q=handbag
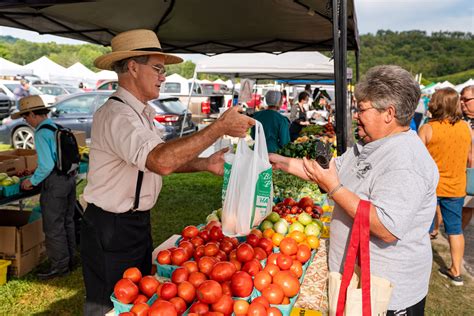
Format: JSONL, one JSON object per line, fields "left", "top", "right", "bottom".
{"left": 328, "top": 200, "right": 393, "bottom": 316}
{"left": 466, "top": 168, "right": 474, "bottom": 196}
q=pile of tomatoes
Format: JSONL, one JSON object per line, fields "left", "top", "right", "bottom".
{"left": 116, "top": 221, "right": 315, "bottom": 316}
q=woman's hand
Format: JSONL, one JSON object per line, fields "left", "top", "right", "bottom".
{"left": 302, "top": 157, "right": 340, "bottom": 192}
{"left": 269, "top": 153, "right": 288, "bottom": 171}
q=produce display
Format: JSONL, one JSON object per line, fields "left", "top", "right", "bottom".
{"left": 276, "top": 138, "right": 333, "bottom": 160}
{"left": 113, "top": 216, "right": 321, "bottom": 316}
{"left": 273, "top": 170, "right": 324, "bottom": 204}
{"left": 0, "top": 173, "right": 20, "bottom": 186}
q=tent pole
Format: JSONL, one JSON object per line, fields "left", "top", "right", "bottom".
{"left": 180, "top": 70, "right": 196, "bottom": 137}
{"left": 355, "top": 49, "right": 360, "bottom": 82}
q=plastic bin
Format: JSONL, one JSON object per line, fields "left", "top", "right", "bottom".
{"left": 2, "top": 183, "right": 20, "bottom": 197}
{"left": 110, "top": 292, "right": 157, "bottom": 314}
{"left": 154, "top": 259, "right": 180, "bottom": 278}
{"left": 79, "top": 162, "right": 89, "bottom": 174}
{"left": 0, "top": 260, "right": 11, "bottom": 285}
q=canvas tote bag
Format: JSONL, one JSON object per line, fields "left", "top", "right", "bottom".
{"left": 221, "top": 121, "right": 273, "bottom": 236}
{"left": 328, "top": 200, "right": 393, "bottom": 316}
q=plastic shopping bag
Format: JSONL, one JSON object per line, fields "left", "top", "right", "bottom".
{"left": 221, "top": 121, "right": 273, "bottom": 236}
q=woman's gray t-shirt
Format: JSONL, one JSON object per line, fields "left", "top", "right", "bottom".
{"left": 330, "top": 130, "right": 439, "bottom": 310}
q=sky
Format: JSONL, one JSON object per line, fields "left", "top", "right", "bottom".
{"left": 0, "top": 0, "right": 472, "bottom": 64}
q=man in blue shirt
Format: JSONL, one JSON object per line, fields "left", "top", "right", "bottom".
{"left": 13, "top": 96, "right": 76, "bottom": 280}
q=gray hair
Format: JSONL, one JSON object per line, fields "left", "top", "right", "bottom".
{"left": 355, "top": 65, "right": 421, "bottom": 126}
{"left": 461, "top": 85, "right": 474, "bottom": 95}
{"left": 112, "top": 56, "right": 150, "bottom": 74}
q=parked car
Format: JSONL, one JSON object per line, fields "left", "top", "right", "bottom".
{"left": 0, "top": 93, "right": 16, "bottom": 120}
{"left": 34, "top": 84, "right": 82, "bottom": 97}
{"left": 0, "top": 79, "right": 56, "bottom": 106}
{"left": 0, "top": 91, "right": 177, "bottom": 149}
{"left": 148, "top": 97, "right": 198, "bottom": 136}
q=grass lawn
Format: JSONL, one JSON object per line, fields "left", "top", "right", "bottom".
{"left": 0, "top": 172, "right": 473, "bottom": 315}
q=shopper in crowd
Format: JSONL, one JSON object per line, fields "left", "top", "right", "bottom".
{"left": 13, "top": 79, "right": 30, "bottom": 101}
{"left": 289, "top": 91, "right": 310, "bottom": 141}
{"left": 418, "top": 87, "right": 470, "bottom": 286}
{"left": 461, "top": 85, "right": 474, "bottom": 230}
{"left": 14, "top": 96, "right": 77, "bottom": 280}
{"left": 251, "top": 90, "right": 290, "bottom": 153}
{"left": 270, "top": 65, "right": 439, "bottom": 314}
{"left": 81, "top": 29, "right": 254, "bottom": 315}
{"left": 281, "top": 89, "right": 288, "bottom": 112}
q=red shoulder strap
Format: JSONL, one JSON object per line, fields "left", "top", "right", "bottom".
{"left": 336, "top": 200, "right": 372, "bottom": 316}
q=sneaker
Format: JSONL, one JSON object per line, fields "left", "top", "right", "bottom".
{"left": 438, "top": 267, "right": 464, "bottom": 286}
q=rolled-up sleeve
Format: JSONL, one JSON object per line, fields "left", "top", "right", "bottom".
{"left": 106, "top": 108, "right": 163, "bottom": 171}
{"left": 370, "top": 169, "right": 426, "bottom": 240}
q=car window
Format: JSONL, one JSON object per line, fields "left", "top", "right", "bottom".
{"left": 63, "top": 86, "right": 81, "bottom": 94}
{"left": 154, "top": 99, "right": 186, "bottom": 113}
{"left": 97, "top": 81, "right": 118, "bottom": 90}
{"left": 163, "top": 82, "right": 181, "bottom": 94}
{"left": 188, "top": 82, "right": 202, "bottom": 95}
{"left": 94, "top": 94, "right": 112, "bottom": 110}
{"left": 0, "top": 87, "right": 7, "bottom": 95}
{"left": 3, "top": 83, "right": 43, "bottom": 95}
{"left": 36, "top": 86, "right": 65, "bottom": 96}
{"left": 55, "top": 95, "right": 96, "bottom": 114}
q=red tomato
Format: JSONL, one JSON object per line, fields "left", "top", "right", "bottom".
{"left": 242, "top": 258, "right": 263, "bottom": 276}
{"left": 170, "top": 297, "right": 187, "bottom": 316}
{"left": 190, "top": 302, "right": 210, "bottom": 315}
{"left": 197, "top": 280, "right": 223, "bottom": 304}
{"left": 119, "top": 312, "right": 135, "bottom": 316}
{"left": 215, "top": 250, "right": 227, "bottom": 262}
{"left": 199, "top": 230, "right": 210, "bottom": 242}
{"left": 182, "top": 225, "right": 200, "bottom": 239}
{"left": 204, "top": 242, "right": 219, "bottom": 257}
{"left": 179, "top": 240, "right": 195, "bottom": 258}
{"left": 123, "top": 267, "right": 142, "bottom": 284}
{"left": 219, "top": 240, "right": 234, "bottom": 254}
{"left": 262, "top": 284, "right": 284, "bottom": 305}
{"left": 172, "top": 267, "right": 189, "bottom": 284}
{"left": 296, "top": 244, "right": 311, "bottom": 263}
{"left": 289, "top": 260, "right": 303, "bottom": 278}
{"left": 149, "top": 300, "right": 178, "bottom": 316}
{"left": 268, "top": 307, "right": 283, "bottom": 316}
{"left": 159, "top": 282, "right": 178, "bottom": 300}
{"left": 183, "top": 261, "right": 199, "bottom": 274}
{"left": 206, "top": 220, "right": 221, "bottom": 231}
{"left": 221, "top": 281, "right": 232, "bottom": 296}
{"left": 188, "top": 271, "right": 207, "bottom": 288}
{"left": 204, "top": 312, "right": 224, "bottom": 316}
{"left": 267, "top": 253, "right": 279, "bottom": 265}
{"left": 230, "top": 271, "right": 254, "bottom": 297}
{"left": 253, "top": 247, "right": 268, "bottom": 260}
{"left": 229, "top": 249, "right": 237, "bottom": 261}
{"left": 114, "top": 278, "right": 139, "bottom": 304}
{"left": 211, "top": 294, "right": 234, "bottom": 315}
{"left": 236, "top": 243, "right": 255, "bottom": 263}
{"left": 273, "top": 271, "right": 300, "bottom": 298}
{"left": 276, "top": 254, "right": 293, "bottom": 271}
{"left": 133, "top": 294, "right": 148, "bottom": 304}
{"left": 298, "top": 196, "right": 314, "bottom": 208}
{"left": 229, "top": 237, "right": 239, "bottom": 247}
{"left": 178, "top": 280, "right": 196, "bottom": 303}
{"left": 171, "top": 248, "right": 188, "bottom": 266}
{"left": 248, "top": 302, "right": 267, "bottom": 316}
{"left": 198, "top": 256, "right": 218, "bottom": 275}
{"left": 191, "top": 236, "right": 205, "bottom": 248}
{"left": 210, "top": 261, "right": 237, "bottom": 283}
{"left": 139, "top": 276, "right": 160, "bottom": 298}
{"left": 258, "top": 238, "right": 274, "bottom": 255}
{"left": 233, "top": 300, "right": 249, "bottom": 315}
{"left": 157, "top": 250, "right": 172, "bottom": 265}
{"left": 281, "top": 296, "right": 290, "bottom": 305}
{"left": 194, "top": 245, "right": 205, "bottom": 261}
{"left": 209, "top": 226, "right": 224, "bottom": 241}
{"left": 131, "top": 302, "right": 150, "bottom": 316}
{"left": 229, "top": 258, "right": 242, "bottom": 271}
{"left": 252, "top": 296, "right": 270, "bottom": 310}
{"left": 246, "top": 234, "right": 260, "bottom": 247}
{"left": 254, "top": 271, "right": 272, "bottom": 292}
{"left": 263, "top": 263, "right": 280, "bottom": 277}
{"left": 279, "top": 238, "right": 298, "bottom": 256}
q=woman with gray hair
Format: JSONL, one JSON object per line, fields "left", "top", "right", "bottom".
{"left": 269, "top": 65, "right": 439, "bottom": 314}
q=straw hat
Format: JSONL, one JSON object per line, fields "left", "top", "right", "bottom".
{"left": 11, "top": 96, "right": 51, "bottom": 119}
{"left": 94, "top": 29, "right": 183, "bottom": 70}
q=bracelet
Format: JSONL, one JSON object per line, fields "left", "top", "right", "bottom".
{"left": 328, "top": 183, "right": 343, "bottom": 199}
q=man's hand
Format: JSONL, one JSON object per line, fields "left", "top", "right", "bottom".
{"left": 206, "top": 147, "right": 229, "bottom": 176}
{"left": 21, "top": 179, "right": 33, "bottom": 190}
{"left": 269, "top": 153, "right": 289, "bottom": 171}
{"left": 216, "top": 107, "right": 255, "bottom": 138}
{"left": 302, "top": 157, "right": 340, "bottom": 192}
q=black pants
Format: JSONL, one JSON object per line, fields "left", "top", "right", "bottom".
{"left": 40, "top": 171, "right": 76, "bottom": 271}
{"left": 81, "top": 204, "right": 152, "bottom": 316}
{"left": 387, "top": 297, "right": 426, "bottom": 316}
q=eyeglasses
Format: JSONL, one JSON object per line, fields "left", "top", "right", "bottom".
{"left": 149, "top": 64, "right": 166, "bottom": 76}
{"left": 461, "top": 97, "right": 474, "bottom": 103}
{"left": 354, "top": 106, "right": 377, "bottom": 114}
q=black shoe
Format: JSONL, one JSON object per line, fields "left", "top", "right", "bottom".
{"left": 438, "top": 267, "right": 464, "bottom": 286}
{"left": 37, "top": 268, "right": 70, "bottom": 280}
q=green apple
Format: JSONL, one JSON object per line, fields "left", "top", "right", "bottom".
{"left": 216, "top": 208, "right": 222, "bottom": 220}
{"left": 206, "top": 213, "right": 219, "bottom": 223}
{"left": 304, "top": 223, "right": 320, "bottom": 236}
{"left": 313, "top": 219, "right": 324, "bottom": 231}
{"left": 298, "top": 212, "right": 313, "bottom": 226}
{"left": 260, "top": 220, "right": 274, "bottom": 231}
{"left": 288, "top": 222, "right": 305, "bottom": 233}
{"left": 267, "top": 211, "right": 280, "bottom": 223}
{"left": 274, "top": 219, "right": 289, "bottom": 235}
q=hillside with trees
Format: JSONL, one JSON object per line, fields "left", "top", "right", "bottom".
{"left": 1, "top": 30, "right": 473, "bottom": 84}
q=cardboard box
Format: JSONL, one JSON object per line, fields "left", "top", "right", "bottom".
{"left": 0, "top": 211, "right": 46, "bottom": 277}
{"left": 0, "top": 155, "right": 26, "bottom": 176}
{"left": 0, "top": 149, "right": 37, "bottom": 171}
{"left": 72, "top": 130, "right": 86, "bottom": 147}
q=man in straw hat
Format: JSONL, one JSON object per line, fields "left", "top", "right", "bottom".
{"left": 81, "top": 29, "right": 255, "bottom": 314}
{"left": 13, "top": 96, "right": 77, "bottom": 280}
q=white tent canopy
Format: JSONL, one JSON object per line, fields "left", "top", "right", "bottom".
{"left": 95, "top": 70, "right": 118, "bottom": 81}
{"left": 455, "top": 78, "right": 474, "bottom": 92}
{"left": 195, "top": 52, "right": 351, "bottom": 80}
{"left": 0, "top": 57, "right": 32, "bottom": 76}
{"left": 213, "top": 79, "right": 226, "bottom": 84}
{"left": 24, "top": 56, "right": 69, "bottom": 82}
{"left": 67, "top": 62, "right": 97, "bottom": 79}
